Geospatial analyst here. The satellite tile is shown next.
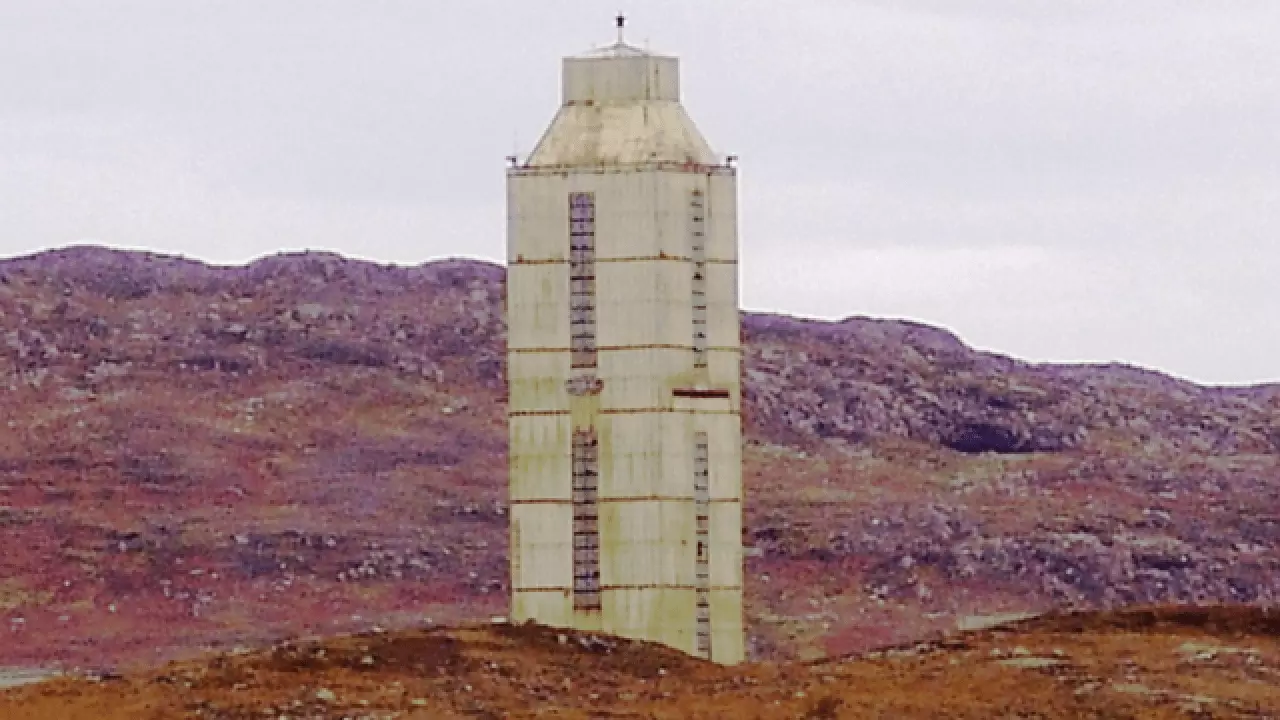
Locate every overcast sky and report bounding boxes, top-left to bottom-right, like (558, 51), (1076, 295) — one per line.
(1, 1), (1277, 386)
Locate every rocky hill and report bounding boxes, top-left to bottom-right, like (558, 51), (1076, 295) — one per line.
(0, 246), (1276, 669)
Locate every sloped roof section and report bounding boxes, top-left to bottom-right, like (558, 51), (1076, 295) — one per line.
(573, 41), (659, 59)
(526, 102), (718, 167)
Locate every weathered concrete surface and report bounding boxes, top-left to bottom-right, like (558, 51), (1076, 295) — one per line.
(0, 669), (56, 689)
(507, 32), (745, 664)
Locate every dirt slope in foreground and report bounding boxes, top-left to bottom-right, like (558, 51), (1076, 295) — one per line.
(2, 606), (1278, 719)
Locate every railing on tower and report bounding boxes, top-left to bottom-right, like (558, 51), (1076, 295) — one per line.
(690, 190), (708, 369)
(693, 431), (712, 658)
(572, 428), (601, 611)
(569, 192), (598, 372)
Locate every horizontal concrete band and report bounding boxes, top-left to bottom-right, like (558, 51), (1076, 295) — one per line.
(510, 256), (736, 266)
(511, 496), (741, 505)
(509, 345), (741, 354)
(514, 585), (743, 593)
(507, 163), (736, 177)
(509, 408), (740, 417)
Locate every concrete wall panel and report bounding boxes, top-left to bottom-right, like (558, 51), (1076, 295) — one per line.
(708, 503), (744, 589)
(512, 590), (573, 628)
(600, 500), (694, 588)
(708, 589), (746, 664)
(508, 353), (570, 413)
(510, 503), (573, 590)
(705, 173), (739, 263)
(563, 55), (680, 105)
(597, 348), (686, 409)
(507, 265), (568, 350)
(605, 587), (696, 652)
(509, 414), (571, 500)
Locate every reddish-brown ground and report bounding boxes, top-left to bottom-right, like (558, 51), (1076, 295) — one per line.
(2, 606), (1279, 718)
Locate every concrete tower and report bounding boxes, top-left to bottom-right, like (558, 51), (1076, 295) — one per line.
(505, 18), (744, 664)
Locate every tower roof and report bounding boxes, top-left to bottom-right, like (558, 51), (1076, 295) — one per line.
(523, 19), (717, 168)
(573, 40), (658, 59)
(570, 13), (664, 60)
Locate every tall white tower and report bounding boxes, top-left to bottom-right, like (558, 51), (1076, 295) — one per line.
(506, 18), (744, 665)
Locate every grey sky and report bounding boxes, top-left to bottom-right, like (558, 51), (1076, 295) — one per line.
(1, 1), (1276, 385)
